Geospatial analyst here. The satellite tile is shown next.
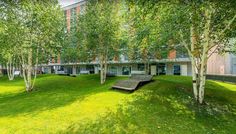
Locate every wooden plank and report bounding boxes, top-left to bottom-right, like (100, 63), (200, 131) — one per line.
(112, 74), (153, 91)
(112, 80), (140, 90)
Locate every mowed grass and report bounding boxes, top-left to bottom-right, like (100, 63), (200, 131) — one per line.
(0, 75), (236, 134)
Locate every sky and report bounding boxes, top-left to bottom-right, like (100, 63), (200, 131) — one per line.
(58, 0), (82, 7)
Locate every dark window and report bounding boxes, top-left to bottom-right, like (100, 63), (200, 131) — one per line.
(157, 63), (166, 75)
(138, 64), (145, 71)
(86, 65), (94, 74)
(173, 65), (181, 75)
(58, 66), (64, 71)
(122, 66), (131, 75)
(66, 66), (73, 74)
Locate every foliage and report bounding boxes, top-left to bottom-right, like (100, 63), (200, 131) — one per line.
(125, 1), (169, 63)
(0, 0), (65, 91)
(148, 0), (236, 103)
(76, 0), (120, 84)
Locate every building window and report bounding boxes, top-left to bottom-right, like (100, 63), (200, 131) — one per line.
(86, 65), (94, 74)
(76, 66), (80, 74)
(66, 66), (73, 74)
(109, 66), (118, 75)
(80, 4), (86, 14)
(122, 66), (131, 75)
(70, 7), (77, 31)
(70, 7), (76, 18)
(120, 54), (129, 61)
(138, 64), (145, 71)
(59, 66), (64, 71)
(157, 63), (166, 75)
(173, 65), (181, 75)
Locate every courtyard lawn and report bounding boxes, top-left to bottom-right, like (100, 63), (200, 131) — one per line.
(0, 75), (236, 134)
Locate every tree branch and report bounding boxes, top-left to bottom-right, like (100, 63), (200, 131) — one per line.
(218, 14), (236, 37)
(179, 30), (191, 56)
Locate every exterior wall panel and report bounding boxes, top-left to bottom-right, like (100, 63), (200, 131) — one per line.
(207, 52), (231, 75)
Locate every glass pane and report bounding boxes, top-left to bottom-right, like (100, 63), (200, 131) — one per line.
(157, 63), (166, 75)
(138, 64), (145, 71)
(173, 65), (181, 75)
(109, 66), (117, 75)
(122, 67), (131, 75)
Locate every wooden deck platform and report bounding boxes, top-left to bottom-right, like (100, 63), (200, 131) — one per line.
(112, 74), (153, 91)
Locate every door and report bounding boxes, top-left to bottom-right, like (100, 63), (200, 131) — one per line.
(181, 64), (188, 76)
(151, 65), (157, 75)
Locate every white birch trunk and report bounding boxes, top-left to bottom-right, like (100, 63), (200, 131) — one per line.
(31, 48), (39, 90)
(100, 54), (105, 84)
(25, 48), (33, 92)
(191, 58), (198, 101)
(198, 7), (211, 104)
(6, 57), (15, 81)
(144, 62), (147, 74)
(104, 54), (108, 81)
(190, 25), (198, 101)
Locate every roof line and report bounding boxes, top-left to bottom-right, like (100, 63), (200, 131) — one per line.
(61, 0), (86, 9)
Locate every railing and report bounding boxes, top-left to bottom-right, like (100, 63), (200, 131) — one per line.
(206, 74), (236, 83)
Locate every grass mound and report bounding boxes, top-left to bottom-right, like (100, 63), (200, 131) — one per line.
(0, 75), (235, 133)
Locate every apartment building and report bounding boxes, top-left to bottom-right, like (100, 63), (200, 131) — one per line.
(40, 1), (192, 76)
(41, 1), (236, 76)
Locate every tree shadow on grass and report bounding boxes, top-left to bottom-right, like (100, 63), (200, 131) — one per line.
(49, 76), (236, 134)
(190, 81), (236, 131)
(0, 75), (123, 118)
(155, 76), (236, 132)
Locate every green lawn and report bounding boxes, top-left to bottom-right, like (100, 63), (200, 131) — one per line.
(0, 75), (236, 134)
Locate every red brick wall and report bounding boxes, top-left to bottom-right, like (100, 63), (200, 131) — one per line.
(76, 5), (80, 14)
(61, 5), (80, 64)
(57, 54), (61, 63)
(168, 50), (176, 59)
(66, 9), (71, 32)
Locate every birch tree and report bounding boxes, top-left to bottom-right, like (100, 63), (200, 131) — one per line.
(1, 0), (64, 91)
(126, 1), (169, 74)
(0, 1), (24, 80)
(128, 0), (236, 104)
(20, 0), (64, 92)
(180, 1), (236, 104)
(77, 0), (119, 84)
(157, 1), (236, 104)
